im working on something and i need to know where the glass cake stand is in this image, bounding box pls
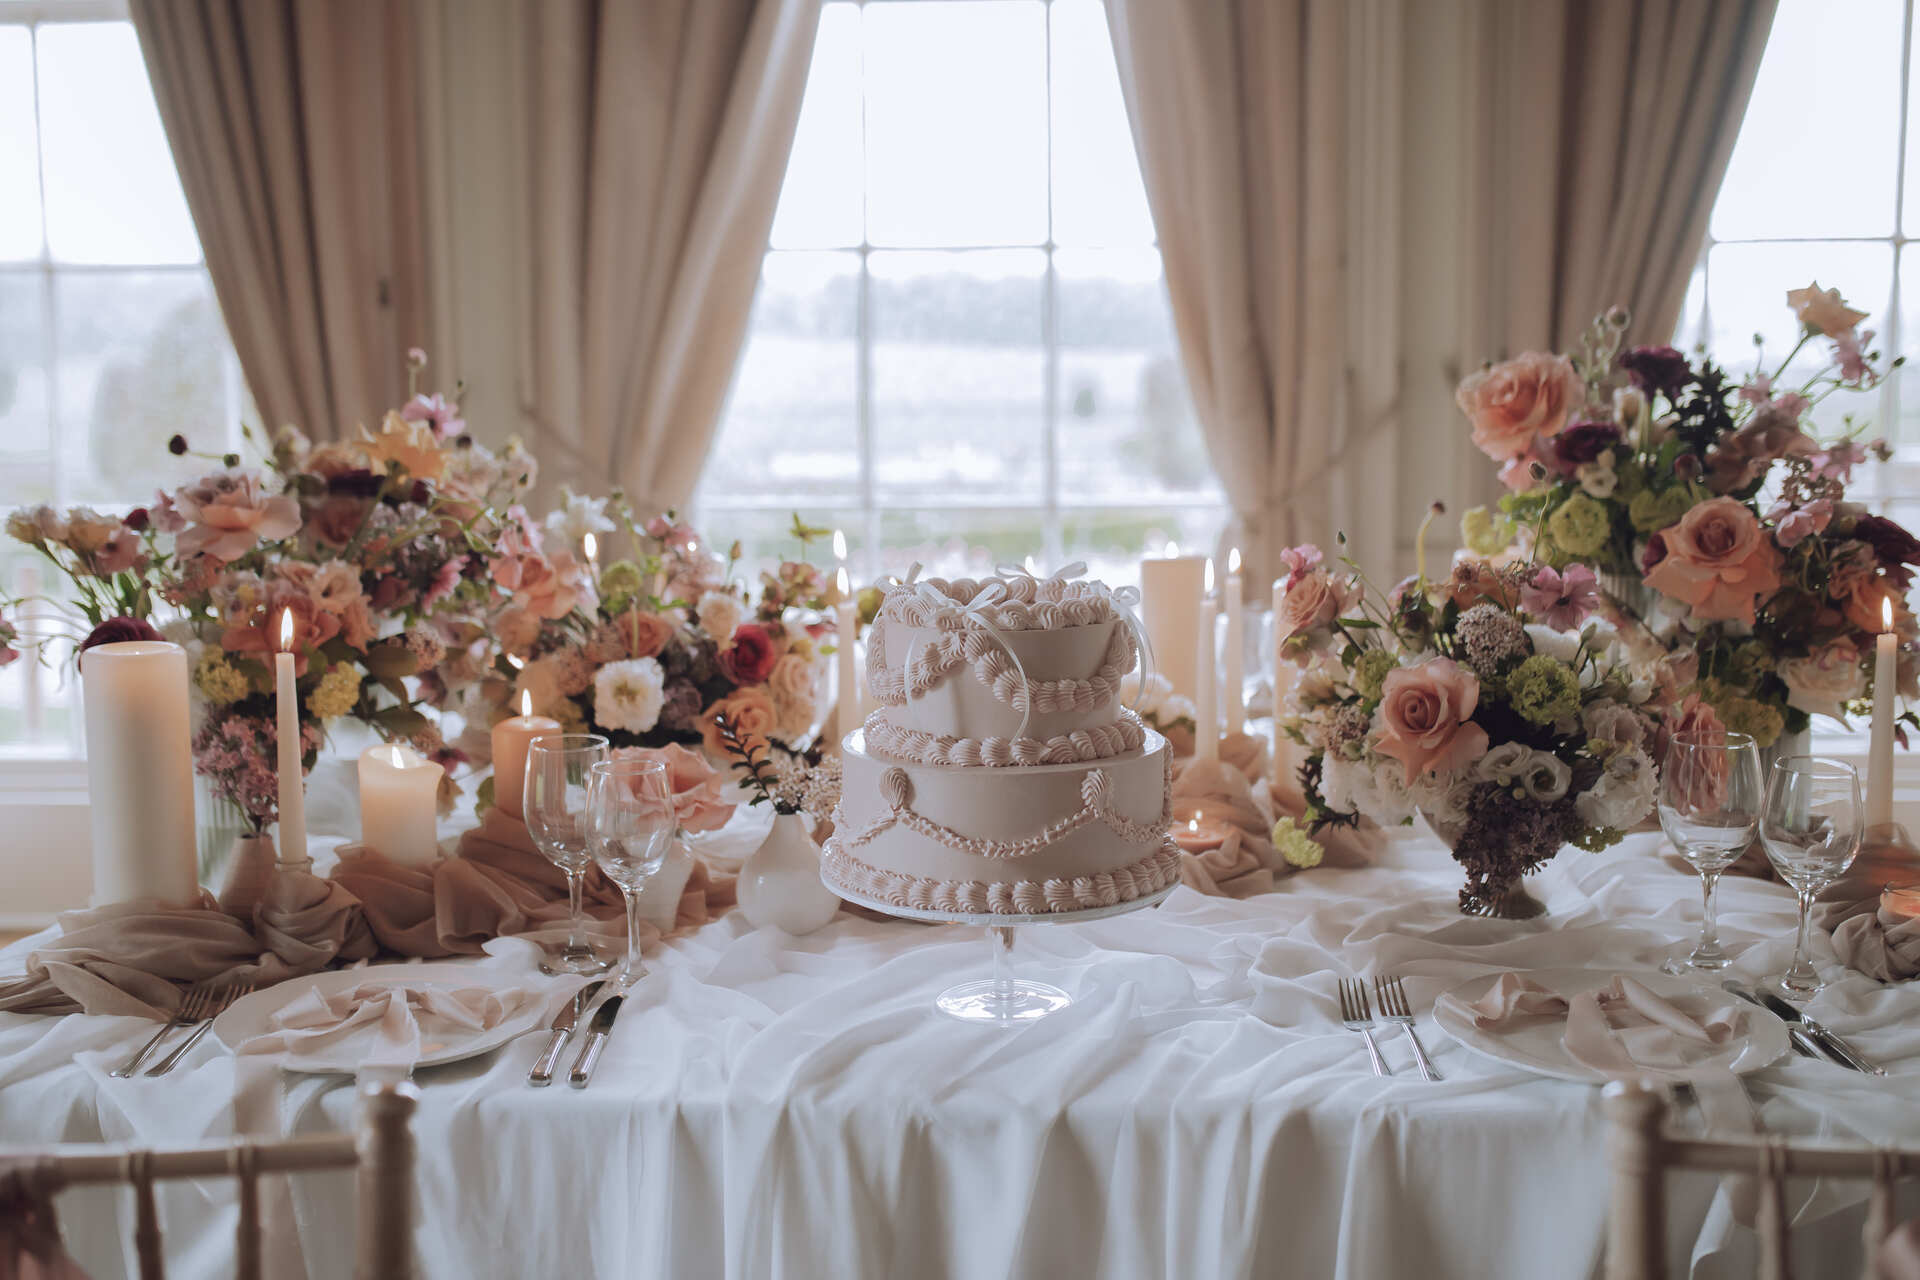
[828,877,1176,1025]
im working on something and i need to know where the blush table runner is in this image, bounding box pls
[4,828,1920,1280]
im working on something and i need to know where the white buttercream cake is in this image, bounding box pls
[824,572,1180,916]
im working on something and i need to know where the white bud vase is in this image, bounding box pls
[737,812,841,935]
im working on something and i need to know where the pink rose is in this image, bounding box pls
[1275,569,1354,641]
[610,742,737,834]
[1277,544,1323,578]
[1373,657,1489,784]
[221,590,341,675]
[169,472,302,562]
[767,651,820,738]
[491,548,588,621]
[1643,498,1782,625]
[1456,352,1585,462]
[614,608,676,660]
[1770,498,1832,550]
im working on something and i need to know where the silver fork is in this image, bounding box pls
[1373,975,1442,1082]
[147,982,254,1076]
[112,984,216,1078]
[1337,978,1391,1077]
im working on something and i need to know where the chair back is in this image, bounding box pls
[1605,1080,1920,1280]
[0,1077,417,1280]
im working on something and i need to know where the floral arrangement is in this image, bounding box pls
[4,351,531,828]
[608,741,738,834]
[1276,543,1682,914]
[1454,286,1920,748]
[715,712,843,819]
[480,500,837,773]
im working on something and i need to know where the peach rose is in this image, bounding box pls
[698,685,778,762]
[1438,557,1514,610]
[1832,566,1907,636]
[220,589,340,676]
[1652,692,1725,768]
[1787,282,1868,339]
[1643,498,1781,625]
[614,607,676,660]
[611,742,737,834]
[1456,352,1585,462]
[359,411,446,482]
[170,472,302,563]
[1372,657,1489,784]
[496,605,542,659]
[1275,569,1354,641]
[767,651,820,739]
[491,549,587,622]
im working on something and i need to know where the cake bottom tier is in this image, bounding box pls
[823,835,1183,916]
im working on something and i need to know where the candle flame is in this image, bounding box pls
[1165,540,1179,558]
[833,529,847,561]
[520,689,532,718]
[1203,558,1215,593]
[687,538,699,554]
[582,531,598,562]
[506,654,525,671]
[1187,816,1199,834]
[276,608,294,651]
[1886,596,1896,631]
[835,565,850,595]
[1227,547,1241,575]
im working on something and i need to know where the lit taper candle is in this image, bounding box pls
[274,609,308,866]
[1870,596,1897,829]
[1194,558,1218,761]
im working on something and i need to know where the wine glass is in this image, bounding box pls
[525,733,612,975]
[1759,755,1863,999]
[586,758,677,982]
[1657,729,1762,973]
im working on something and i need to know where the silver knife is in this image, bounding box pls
[567,994,624,1089]
[1722,981,1821,1061]
[528,982,603,1087]
[1758,991,1886,1076]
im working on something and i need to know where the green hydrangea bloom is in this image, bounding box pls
[1627,487,1692,534]
[305,663,362,721]
[1352,649,1397,700]
[1544,493,1611,558]
[1460,506,1512,557]
[597,559,645,612]
[1271,817,1325,869]
[1718,696,1785,749]
[194,652,251,706]
[1507,654,1582,725]
[1569,825,1625,853]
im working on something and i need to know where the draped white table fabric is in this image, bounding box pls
[4,824,1919,1280]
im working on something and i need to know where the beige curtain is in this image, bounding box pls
[130,0,433,439]
[1104,0,1773,582]
[1482,0,1776,354]
[511,0,820,511]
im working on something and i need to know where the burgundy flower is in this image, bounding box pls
[123,507,150,532]
[1553,420,1621,470]
[77,616,163,669]
[716,622,779,685]
[1620,345,1692,398]
[326,469,384,498]
[1854,514,1920,587]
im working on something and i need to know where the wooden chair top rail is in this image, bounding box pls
[0,1134,359,1185]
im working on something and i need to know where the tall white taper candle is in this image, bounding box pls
[1194,558,1218,761]
[81,640,198,904]
[1223,547,1244,734]
[836,567,858,744]
[274,609,308,866]
[1870,596,1896,829]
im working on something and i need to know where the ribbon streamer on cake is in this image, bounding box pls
[994,559,1089,584]
[899,572,1037,739]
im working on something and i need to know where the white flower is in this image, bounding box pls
[1582,699,1646,752]
[1575,746,1656,830]
[1576,458,1618,499]
[1319,754,1364,817]
[1160,694,1196,724]
[695,590,745,644]
[1780,643,1865,724]
[544,487,614,546]
[592,657,666,734]
[1409,772,1474,831]
[1613,386,1647,439]
[1524,624,1582,666]
[1476,742,1533,786]
[1519,750,1571,802]
[1119,670,1174,717]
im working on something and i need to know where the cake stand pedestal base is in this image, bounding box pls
[937,926,1071,1024]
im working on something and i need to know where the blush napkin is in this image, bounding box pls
[232,980,551,1074]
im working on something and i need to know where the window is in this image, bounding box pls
[0,0,249,753]
[694,0,1224,585]
[1674,0,1920,526]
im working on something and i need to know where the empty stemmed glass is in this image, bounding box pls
[525,733,613,975]
[1759,755,1863,999]
[1658,729,1762,973]
[587,758,678,983]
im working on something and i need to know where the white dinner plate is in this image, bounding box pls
[212,963,558,1073]
[1432,967,1791,1083]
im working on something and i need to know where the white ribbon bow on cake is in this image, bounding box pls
[898,566,1037,739]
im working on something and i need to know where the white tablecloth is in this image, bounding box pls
[4,826,1919,1280]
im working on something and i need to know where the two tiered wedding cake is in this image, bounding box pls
[823,571,1180,916]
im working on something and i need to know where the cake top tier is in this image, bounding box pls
[879,572,1118,632]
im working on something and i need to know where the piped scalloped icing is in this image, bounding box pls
[822,836,1182,915]
[862,707,1146,766]
[880,575,1117,631]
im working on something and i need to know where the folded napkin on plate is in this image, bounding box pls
[234,981,548,1073]
[0,1160,90,1280]
[0,898,299,1021]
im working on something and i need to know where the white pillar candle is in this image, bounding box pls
[492,689,560,822]
[836,567,858,744]
[1194,558,1219,761]
[274,610,308,867]
[1870,597,1897,829]
[81,640,198,905]
[1140,543,1208,699]
[359,742,445,865]
[1223,547,1244,734]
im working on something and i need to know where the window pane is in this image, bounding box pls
[863,1,1047,247]
[688,504,867,585]
[55,271,231,508]
[769,4,863,250]
[1061,505,1229,588]
[703,251,860,502]
[871,249,1044,501]
[0,29,40,261]
[36,23,202,265]
[1055,247,1215,500]
[1050,0,1156,248]
[1896,245,1920,446]
[0,275,51,490]
[1703,240,1893,436]
[877,507,1048,581]
[1712,0,1902,241]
